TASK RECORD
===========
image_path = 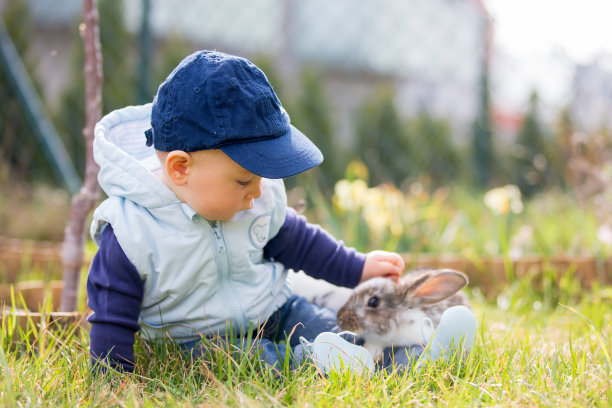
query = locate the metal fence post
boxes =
[138,0,152,104]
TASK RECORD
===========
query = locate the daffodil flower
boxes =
[484,184,523,215]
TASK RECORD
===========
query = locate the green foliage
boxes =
[98,1,139,110]
[406,111,462,186]
[286,66,345,192]
[471,55,495,188]
[53,0,138,177]
[149,35,194,100]
[0,0,54,184]
[354,85,462,188]
[511,91,564,197]
[555,107,573,167]
[355,85,414,186]
[251,54,286,103]
[1,0,29,52]
[301,170,607,258]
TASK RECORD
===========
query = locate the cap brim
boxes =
[220,125,323,178]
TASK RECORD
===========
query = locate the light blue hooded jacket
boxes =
[90,104,292,342]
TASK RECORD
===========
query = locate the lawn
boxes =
[2,283,611,407]
[1,177,611,406]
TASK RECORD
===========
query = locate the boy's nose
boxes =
[247,177,262,199]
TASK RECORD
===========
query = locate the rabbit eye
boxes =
[367,296,380,308]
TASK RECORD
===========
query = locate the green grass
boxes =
[2,287,610,407]
[2,177,610,406]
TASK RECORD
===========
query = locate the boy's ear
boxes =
[165,151,192,186]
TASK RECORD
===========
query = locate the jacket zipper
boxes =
[207,220,247,331]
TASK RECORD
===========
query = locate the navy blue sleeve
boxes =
[264,207,366,288]
[87,224,143,374]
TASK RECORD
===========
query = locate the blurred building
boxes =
[9,0,490,145]
[571,54,612,132]
[124,0,491,146]
[0,0,82,108]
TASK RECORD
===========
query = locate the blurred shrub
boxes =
[252,55,287,106]
[354,85,415,186]
[405,111,463,186]
[53,0,138,177]
[471,54,495,188]
[287,66,346,192]
[560,116,612,249]
[510,92,565,197]
[150,34,195,97]
[297,164,608,258]
[354,85,463,188]
[0,0,55,185]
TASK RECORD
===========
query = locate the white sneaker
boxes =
[415,305,476,369]
[300,331,374,375]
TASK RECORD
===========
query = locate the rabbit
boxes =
[336,268,470,360]
[287,270,354,311]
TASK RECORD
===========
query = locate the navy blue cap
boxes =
[145,50,323,178]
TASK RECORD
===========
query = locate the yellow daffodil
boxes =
[484,184,523,215]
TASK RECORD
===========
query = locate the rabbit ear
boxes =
[408,269,468,305]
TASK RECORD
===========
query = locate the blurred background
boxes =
[0,0,611,268]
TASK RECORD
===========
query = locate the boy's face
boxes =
[180,150,263,221]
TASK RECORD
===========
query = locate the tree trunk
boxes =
[59,0,102,312]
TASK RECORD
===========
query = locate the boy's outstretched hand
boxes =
[360,250,405,283]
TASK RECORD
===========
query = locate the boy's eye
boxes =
[237,180,251,186]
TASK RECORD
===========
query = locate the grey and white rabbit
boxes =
[335,268,470,360]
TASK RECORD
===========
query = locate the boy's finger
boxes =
[384,254,405,271]
[380,260,402,280]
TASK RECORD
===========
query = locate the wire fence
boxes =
[1,0,611,203]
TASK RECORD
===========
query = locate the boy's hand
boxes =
[360,250,405,283]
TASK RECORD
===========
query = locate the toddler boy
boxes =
[87,50,406,373]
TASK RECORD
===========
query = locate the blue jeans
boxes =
[181,295,424,371]
[181,295,338,369]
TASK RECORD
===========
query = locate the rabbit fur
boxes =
[287,268,470,360]
[336,268,470,359]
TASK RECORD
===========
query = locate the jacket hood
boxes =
[94,104,179,209]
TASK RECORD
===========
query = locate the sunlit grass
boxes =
[1,171,611,406]
[1,286,610,407]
